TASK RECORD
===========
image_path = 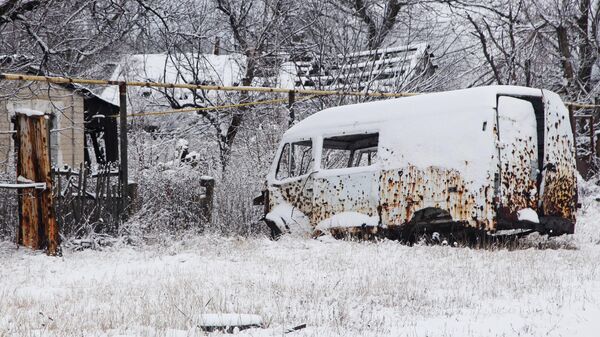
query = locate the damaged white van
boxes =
[255,86,578,241]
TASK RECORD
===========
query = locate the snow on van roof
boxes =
[284,86,544,139]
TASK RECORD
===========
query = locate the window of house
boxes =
[276,140,313,180]
[321,133,378,170]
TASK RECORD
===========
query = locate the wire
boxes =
[125,98,288,117]
[565,102,600,109]
[0,72,418,98]
[105,95,318,118]
[2,72,600,109]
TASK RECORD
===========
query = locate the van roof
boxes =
[284,85,545,139]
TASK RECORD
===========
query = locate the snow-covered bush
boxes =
[129,166,213,234]
[123,105,288,238]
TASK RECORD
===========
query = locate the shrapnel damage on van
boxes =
[255,86,578,242]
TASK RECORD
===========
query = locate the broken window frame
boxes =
[352,146,378,167]
[320,132,379,171]
[275,139,313,181]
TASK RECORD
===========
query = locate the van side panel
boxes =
[540,91,577,223]
[312,169,380,225]
[380,166,495,229]
[378,105,498,230]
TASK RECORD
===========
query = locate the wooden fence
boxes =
[569,106,600,178]
[51,164,124,238]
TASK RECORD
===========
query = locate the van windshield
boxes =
[321,133,378,170]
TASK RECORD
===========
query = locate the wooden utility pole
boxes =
[288,91,295,127]
[119,83,129,214]
[595,98,600,166]
[14,112,59,255]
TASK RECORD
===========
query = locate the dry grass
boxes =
[1,225,600,337]
[1,180,599,337]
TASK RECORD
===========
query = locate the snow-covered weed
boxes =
[1,232,599,337]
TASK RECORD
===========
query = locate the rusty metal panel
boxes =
[268,176,314,219]
[540,92,577,221]
[496,96,539,219]
[380,166,494,230]
[312,169,379,225]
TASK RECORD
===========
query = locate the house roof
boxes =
[0,55,118,109]
[99,53,247,106]
[277,43,435,91]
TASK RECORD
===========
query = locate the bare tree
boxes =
[0,0,144,77]
[334,0,406,49]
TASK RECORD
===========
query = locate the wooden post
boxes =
[288,91,295,127]
[119,83,129,214]
[589,116,595,167]
[15,113,58,255]
[200,177,215,223]
[213,37,220,55]
[595,98,600,167]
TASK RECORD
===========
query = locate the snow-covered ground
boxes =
[1,188,600,337]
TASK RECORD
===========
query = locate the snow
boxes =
[0,179,599,337]
[277,43,429,91]
[517,208,540,223]
[316,212,380,230]
[282,86,542,139]
[0,182,46,189]
[198,313,262,328]
[17,175,34,183]
[14,107,45,117]
[265,202,311,235]
[0,176,46,189]
[1,226,600,336]
[100,53,246,106]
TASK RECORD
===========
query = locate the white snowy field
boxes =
[1,194,600,337]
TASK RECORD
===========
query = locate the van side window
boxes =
[353,147,378,167]
[321,133,379,170]
[291,141,313,176]
[276,140,313,180]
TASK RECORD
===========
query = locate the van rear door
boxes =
[496,96,539,220]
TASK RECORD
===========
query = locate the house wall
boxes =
[0,82,85,173]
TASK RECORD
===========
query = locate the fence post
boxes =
[15,113,58,255]
[200,177,215,223]
[119,83,129,215]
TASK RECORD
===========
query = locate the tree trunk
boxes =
[556,25,574,92]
